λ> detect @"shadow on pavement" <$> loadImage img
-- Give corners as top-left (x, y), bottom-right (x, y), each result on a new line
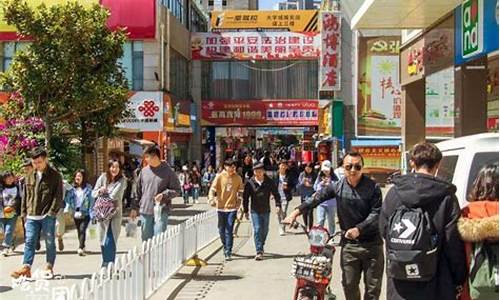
top-left (63, 274), bottom-right (93, 280)
top-left (0, 286), bottom-right (13, 293)
top-left (170, 209), bottom-right (206, 217)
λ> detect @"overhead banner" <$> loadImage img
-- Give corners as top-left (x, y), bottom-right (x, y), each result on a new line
top-left (319, 12), bottom-right (341, 91)
top-left (210, 10), bottom-right (319, 32)
top-left (0, 0), bottom-right (155, 40)
top-left (201, 100), bottom-right (318, 126)
top-left (118, 92), bottom-right (163, 131)
top-left (357, 36), bottom-right (402, 137)
top-left (191, 31), bottom-right (320, 60)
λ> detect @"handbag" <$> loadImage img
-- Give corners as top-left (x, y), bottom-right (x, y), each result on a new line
top-left (92, 191), bottom-right (117, 222)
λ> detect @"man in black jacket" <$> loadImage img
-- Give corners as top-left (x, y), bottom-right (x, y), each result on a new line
top-left (379, 142), bottom-right (466, 300)
top-left (243, 163), bottom-right (282, 261)
top-left (284, 152), bottom-right (383, 300)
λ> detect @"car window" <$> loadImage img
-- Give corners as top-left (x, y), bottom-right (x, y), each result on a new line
top-left (436, 155), bottom-right (459, 183)
top-left (466, 152), bottom-right (499, 200)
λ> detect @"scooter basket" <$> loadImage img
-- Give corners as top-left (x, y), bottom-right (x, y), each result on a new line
top-left (291, 255), bottom-right (332, 282)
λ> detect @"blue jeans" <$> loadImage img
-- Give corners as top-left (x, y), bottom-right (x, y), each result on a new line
top-left (217, 211), bottom-right (237, 256)
top-left (140, 212), bottom-right (169, 242)
top-left (316, 205), bottom-right (336, 235)
top-left (192, 187), bottom-right (200, 201)
top-left (277, 200), bottom-right (290, 232)
top-left (0, 217), bottom-right (17, 247)
top-left (101, 226), bottom-right (116, 267)
top-left (23, 216), bottom-right (56, 267)
top-left (250, 212), bottom-right (270, 254)
top-left (182, 188), bottom-right (191, 203)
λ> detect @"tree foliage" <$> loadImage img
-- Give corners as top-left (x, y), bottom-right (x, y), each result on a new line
top-left (0, 0), bottom-right (130, 163)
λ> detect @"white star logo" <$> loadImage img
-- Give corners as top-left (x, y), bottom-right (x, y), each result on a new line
top-left (393, 222), bottom-right (403, 234)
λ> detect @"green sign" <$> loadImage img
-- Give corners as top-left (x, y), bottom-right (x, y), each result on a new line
top-left (462, 0), bottom-right (484, 57)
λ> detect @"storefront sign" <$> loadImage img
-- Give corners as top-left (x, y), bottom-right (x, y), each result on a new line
top-left (0, 0), bottom-right (155, 40)
top-left (118, 92), bottom-right (163, 131)
top-left (424, 16), bottom-right (455, 75)
top-left (319, 12), bottom-right (341, 91)
top-left (462, 0), bottom-right (483, 58)
top-left (191, 31), bottom-right (320, 60)
top-left (455, 0), bottom-right (499, 64)
top-left (201, 100), bottom-right (318, 126)
top-left (400, 38), bottom-right (425, 85)
top-left (357, 36), bottom-right (402, 137)
top-left (210, 10), bottom-right (319, 32)
top-left (351, 145), bottom-right (401, 170)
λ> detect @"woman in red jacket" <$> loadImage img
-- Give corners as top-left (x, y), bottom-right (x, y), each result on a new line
top-left (458, 164), bottom-right (499, 300)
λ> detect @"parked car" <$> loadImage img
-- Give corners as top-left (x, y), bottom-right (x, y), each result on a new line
top-left (434, 133), bottom-right (499, 208)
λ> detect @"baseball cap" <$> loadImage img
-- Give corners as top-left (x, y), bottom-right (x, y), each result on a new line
top-left (252, 162), bottom-right (265, 170)
top-left (321, 160), bottom-right (332, 172)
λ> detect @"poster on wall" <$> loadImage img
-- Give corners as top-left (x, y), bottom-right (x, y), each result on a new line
top-left (201, 100), bottom-right (318, 126)
top-left (425, 67), bottom-right (455, 137)
top-left (319, 12), bottom-right (341, 91)
top-left (357, 36), bottom-right (402, 137)
top-left (118, 92), bottom-right (163, 131)
top-left (191, 31), bottom-right (320, 60)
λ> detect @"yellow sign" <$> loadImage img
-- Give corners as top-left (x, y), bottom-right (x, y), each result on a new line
top-left (0, 0), bottom-right (98, 32)
top-left (210, 10), bottom-right (319, 32)
top-left (177, 114), bottom-right (191, 127)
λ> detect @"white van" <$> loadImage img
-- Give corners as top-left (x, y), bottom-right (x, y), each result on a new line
top-left (435, 133), bottom-right (499, 208)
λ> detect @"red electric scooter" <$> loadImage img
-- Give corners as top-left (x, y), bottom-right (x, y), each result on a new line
top-left (290, 223), bottom-right (341, 300)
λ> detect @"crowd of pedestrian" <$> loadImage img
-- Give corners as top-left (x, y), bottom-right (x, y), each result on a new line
top-left (0, 141), bottom-right (497, 300)
top-left (1, 145), bottom-right (181, 279)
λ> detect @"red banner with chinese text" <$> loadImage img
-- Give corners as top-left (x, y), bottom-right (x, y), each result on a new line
top-left (191, 32), bottom-right (320, 60)
top-left (319, 12), bottom-right (341, 91)
top-left (201, 100), bottom-right (318, 126)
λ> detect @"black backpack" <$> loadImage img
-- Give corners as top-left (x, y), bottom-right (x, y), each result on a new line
top-left (386, 205), bottom-right (439, 281)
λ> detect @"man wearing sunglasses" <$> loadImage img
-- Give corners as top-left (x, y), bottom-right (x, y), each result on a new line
top-left (284, 151), bottom-right (383, 300)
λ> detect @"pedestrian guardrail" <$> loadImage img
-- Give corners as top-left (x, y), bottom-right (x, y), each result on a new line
top-left (64, 209), bottom-right (219, 300)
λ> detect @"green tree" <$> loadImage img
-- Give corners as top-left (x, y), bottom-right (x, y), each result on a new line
top-left (0, 0), bottom-right (129, 166)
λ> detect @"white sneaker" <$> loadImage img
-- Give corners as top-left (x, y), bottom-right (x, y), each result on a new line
top-left (1, 248), bottom-right (12, 257)
top-left (77, 248), bottom-right (85, 256)
top-left (279, 228), bottom-right (285, 236)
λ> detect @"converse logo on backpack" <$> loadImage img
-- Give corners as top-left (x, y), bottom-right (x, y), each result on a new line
top-left (391, 219), bottom-right (417, 244)
top-left (405, 264), bottom-right (420, 277)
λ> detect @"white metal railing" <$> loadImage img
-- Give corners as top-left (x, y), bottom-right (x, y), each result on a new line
top-left (64, 209), bottom-right (218, 300)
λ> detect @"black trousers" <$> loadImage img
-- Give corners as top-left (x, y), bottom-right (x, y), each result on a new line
top-left (300, 196), bottom-right (314, 230)
top-left (341, 242), bottom-right (384, 300)
top-left (74, 216), bottom-right (91, 249)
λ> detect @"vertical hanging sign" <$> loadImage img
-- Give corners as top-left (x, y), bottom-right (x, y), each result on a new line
top-left (319, 11), bottom-right (342, 91)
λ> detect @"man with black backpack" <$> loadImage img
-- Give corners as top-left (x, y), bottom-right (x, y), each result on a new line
top-left (379, 142), bottom-right (466, 300)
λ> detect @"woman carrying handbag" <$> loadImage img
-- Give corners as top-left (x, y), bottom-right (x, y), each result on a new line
top-left (92, 159), bottom-right (127, 268)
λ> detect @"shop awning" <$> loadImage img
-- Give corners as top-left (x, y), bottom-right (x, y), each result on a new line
top-left (347, 0), bottom-right (461, 29)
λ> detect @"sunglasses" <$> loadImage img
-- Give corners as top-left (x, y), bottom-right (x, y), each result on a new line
top-left (345, 164), bottom-right (362, 171)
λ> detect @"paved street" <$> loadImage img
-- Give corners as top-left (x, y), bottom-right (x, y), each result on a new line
top-left (0, 197), bottom-right (212, 299)
top-left (150, 196), bottom-right (387, 300)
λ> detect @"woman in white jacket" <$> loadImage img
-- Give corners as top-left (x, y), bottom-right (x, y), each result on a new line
top-left (92, 159), bottom-right (127, 268)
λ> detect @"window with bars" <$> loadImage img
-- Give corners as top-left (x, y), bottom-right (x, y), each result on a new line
top-left (119, 41), bottom-right (144, 91)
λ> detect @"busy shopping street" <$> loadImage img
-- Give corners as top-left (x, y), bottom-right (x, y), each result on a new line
top-left (0, 0), bottom-right (499, 300)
